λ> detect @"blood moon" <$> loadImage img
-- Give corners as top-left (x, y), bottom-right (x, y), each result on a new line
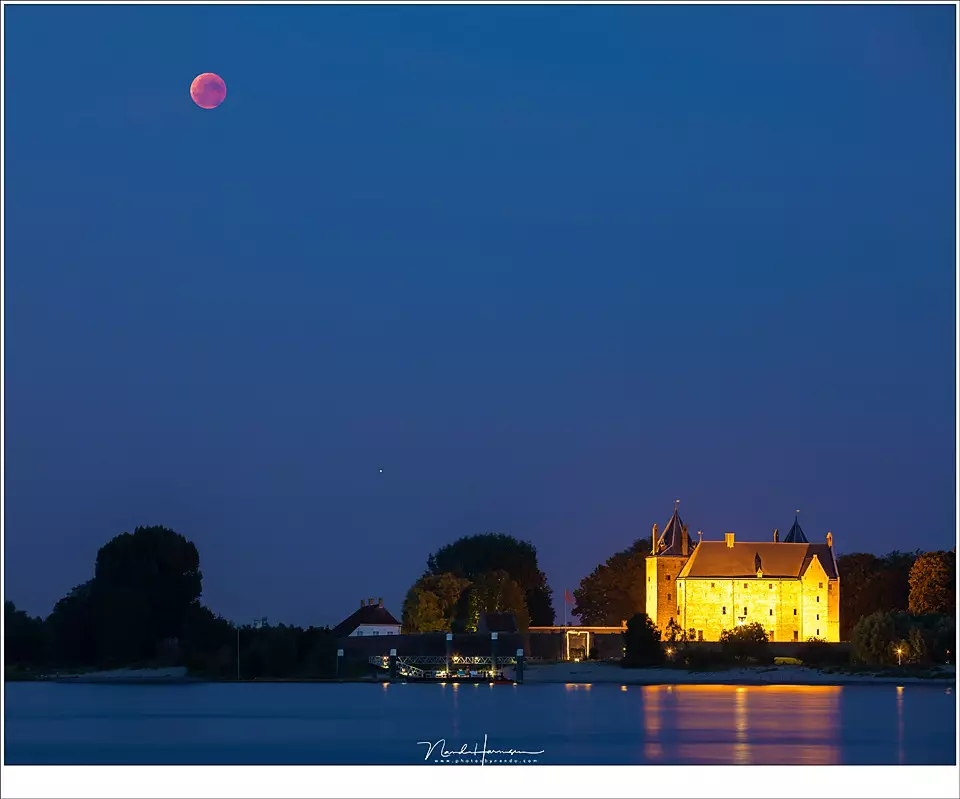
top-left (190, 73), bottom-right (226, 109)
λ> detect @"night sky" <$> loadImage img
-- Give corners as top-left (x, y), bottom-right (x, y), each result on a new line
top-left (4, 4), bottom-right (955, 628)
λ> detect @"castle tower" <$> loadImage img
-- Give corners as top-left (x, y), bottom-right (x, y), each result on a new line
top-left (645, 501), bottom-right (693, 639)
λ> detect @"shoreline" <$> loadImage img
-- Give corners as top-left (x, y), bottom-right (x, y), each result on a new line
top-left (521, 662), bottom-right (956, 687)
top-left (6, 663), bottom-right (955, 687)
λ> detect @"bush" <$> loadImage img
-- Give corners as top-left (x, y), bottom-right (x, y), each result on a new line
top-left (797, 638), bottom-right (848, 668)
top-left (719, 623), bottom-right (769, 663)
top-left (622, 613), bottom-right (663, 667)
top-left (684, 647), bottom-right (732, 671)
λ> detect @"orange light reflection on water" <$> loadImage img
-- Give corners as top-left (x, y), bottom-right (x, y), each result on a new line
top-left (662, 685), bottom-right (841, 765)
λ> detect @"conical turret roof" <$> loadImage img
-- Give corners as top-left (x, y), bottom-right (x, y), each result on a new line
top-left (783, 514), bottom-right (808, 544)
top-left (654, 504), bottom-right (687, 556)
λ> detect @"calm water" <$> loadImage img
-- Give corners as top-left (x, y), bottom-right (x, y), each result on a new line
top-left (4, 682), bottom-right (955, 765)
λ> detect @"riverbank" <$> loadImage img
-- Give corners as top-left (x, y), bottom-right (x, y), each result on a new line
top-left (522, 661), bottom-right (957, 686)
top-left (15, 667), bottom-right (199, 684)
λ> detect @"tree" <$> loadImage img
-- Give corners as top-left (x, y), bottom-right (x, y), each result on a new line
top-left (427, 533), bottom-right (555, 625)
top-left (45, 581), bottom-right (98, 667)
top-left (4, 601), bottom-right (46, 667)
top-left (837, 550), bottom-right (919, 640)
top-left (908, 551), bottom-right (956, 616)
top-left (402, 586), bottom-right (447, 633)
top-left (92, 525), bottom-right (203, 664)
top-left (573, 537), bottom-right (651, 626)
top-left (622, 612), bottom-right (662, 667)
top-left (401, 573), bottom-right (471, 633)
top-left (465, 569), bottom-right (531, 632)
top-left (851, 610), bottom-right (897, 665)
top-left (719, 623), bottom-right (769, 663)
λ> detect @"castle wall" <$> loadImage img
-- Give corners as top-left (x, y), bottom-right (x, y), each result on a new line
top-left (677, 577), bottom-right (804, 642)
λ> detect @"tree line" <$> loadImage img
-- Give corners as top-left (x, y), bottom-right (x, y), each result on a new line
top-left (4, 525), bottom-right (340, 679)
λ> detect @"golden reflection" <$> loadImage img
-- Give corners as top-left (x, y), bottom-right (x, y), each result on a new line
top-left (670, 685), bottom-right (841, 765)
top-left (642, 685), bottom-right (665, 761)
top-left (733, 683), bottom-right (749, 765)
top-left (621, 685), bottom-right (628, 692)
top-left (896, 685), bottom-right (905, 764)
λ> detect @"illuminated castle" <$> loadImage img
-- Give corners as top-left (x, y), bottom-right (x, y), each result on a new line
top-left (645, 504), bottom-right (840, 642)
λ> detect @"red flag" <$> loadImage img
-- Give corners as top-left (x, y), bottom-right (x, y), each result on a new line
top-left (564, 589), bottom-right (574, 604)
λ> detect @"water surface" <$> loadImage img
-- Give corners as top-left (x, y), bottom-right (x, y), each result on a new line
top-left (4, 682), bottom-right (955, 765)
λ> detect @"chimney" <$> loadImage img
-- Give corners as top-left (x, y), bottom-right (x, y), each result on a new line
top-left (378, 597), bottom-right (384, 608)
top-left (368, 597), bottom-right (375, 606)
top-left (773, 528), bottom-right (779, 543)
top-left (826, 531), bottom-right (833, 549)
top-left (725, 532), bottom-right (735, 548)
top-left (360, 599), bottom-right (365, 608)
top-left (681, 525), bottom-right (689, 557)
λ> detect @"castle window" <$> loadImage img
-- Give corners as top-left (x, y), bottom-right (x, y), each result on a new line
top-left (711, 583), bottom-right (715, 588)
top-left (697, 630), bottom-right (704, 642)
top-left (793, 631), bottom-right (799, 642)
top-left (743, 583), bottom-right (748, 589)
top-left (769, 609), bottom-right (773, 616)
top-left (667, 594), bottom-right (671, 601)
top-left (768, 631), bottom-right (775, 642)
top-left (816, 614), bottom-right (819, 620)
top-left (743, 607), bottom-right (748, 615)
top-left (816, 596), bottom-right (820, 603)
top-left (816, 629), bottom-right (820, 636)
top-left (828, 583), bottom-right (833, 592)
top-left (793, 609), bottom-right (797, 616)
top-left (722, 606), bottom-right (726, 615)
top-left (768, 584), bottom-right (773, 589)
top-left (648, 576), bottom-right (651, 582)
top-left (818, 582), bottom-right (823, 589)
top-left (356, 630), bottom-right (363, 636)
top-left (666, 575), bottom-right (671, 581)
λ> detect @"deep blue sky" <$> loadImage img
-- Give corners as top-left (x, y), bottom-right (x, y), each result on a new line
top-left (4, 4), bottom-right (955, 627)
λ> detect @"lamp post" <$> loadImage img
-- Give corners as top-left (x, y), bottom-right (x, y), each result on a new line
top-left (896, 647), bottom-right (903, 666)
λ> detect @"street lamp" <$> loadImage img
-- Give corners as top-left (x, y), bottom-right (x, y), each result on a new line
top-left (896, 647), bottom-right (903, 666)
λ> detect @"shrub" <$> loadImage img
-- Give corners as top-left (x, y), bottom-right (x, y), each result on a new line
top-left (719, 623), bottom-right (769, 663)
top-left (622, 613), bottom-right (663, 668)
top-left (797, 638), bottom-right (848, 668)
top-left (684, 647), bottom-right (732, 671)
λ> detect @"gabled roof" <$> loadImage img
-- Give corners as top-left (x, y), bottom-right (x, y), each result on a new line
top-left (653, 504), bottom-right (687, 557)
top-left (783, 515), bottom-right (808, 543)
top-left (333, 604), bottom-right (401, 637)
top-left (678, 540), bottom-right (837, 579)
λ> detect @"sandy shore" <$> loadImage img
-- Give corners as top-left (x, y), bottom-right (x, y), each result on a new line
top-left (521, 662), bottom-right (957, 686)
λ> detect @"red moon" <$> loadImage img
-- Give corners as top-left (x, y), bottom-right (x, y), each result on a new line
top-left (190, 73), bottom-right (226, 109)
